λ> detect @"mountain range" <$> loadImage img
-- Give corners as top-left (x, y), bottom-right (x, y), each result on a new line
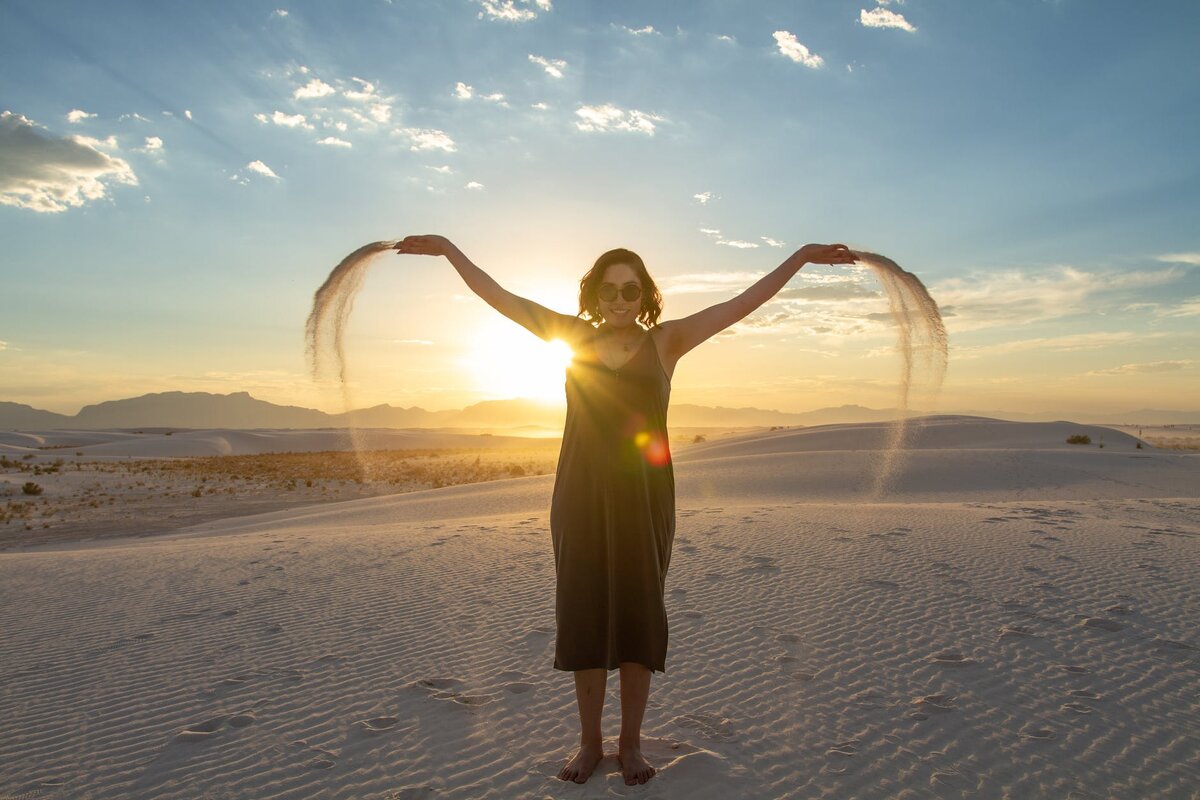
top-left (1, 391), bottom-right (1197, 431)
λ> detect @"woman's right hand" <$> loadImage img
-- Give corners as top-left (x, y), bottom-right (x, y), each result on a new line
top-left (393, 234), bottom-right (456, 257)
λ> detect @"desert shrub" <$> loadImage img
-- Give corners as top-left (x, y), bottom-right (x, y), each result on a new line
top-left (693, 434), bottom-right (706, 443)
top-left (1066, 434), bottom-right (1091, 445)
top-left (22, 482), bottom-right (43, 495)
top-left (507, 463), bottom-right (526, 477)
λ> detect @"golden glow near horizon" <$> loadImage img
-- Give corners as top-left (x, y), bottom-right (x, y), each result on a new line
top-left (457, 322), bottom-right (575, 404)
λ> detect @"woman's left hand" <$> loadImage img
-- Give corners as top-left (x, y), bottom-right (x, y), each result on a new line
top-left (792, 243), bottom-right (857, 266)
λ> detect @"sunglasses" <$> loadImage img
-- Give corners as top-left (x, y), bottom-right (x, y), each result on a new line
top-left (598, 282), bottom-right (643, 302)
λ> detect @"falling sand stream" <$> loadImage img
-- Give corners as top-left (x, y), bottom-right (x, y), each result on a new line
top-left (306, 242), bottom-right (949, 496)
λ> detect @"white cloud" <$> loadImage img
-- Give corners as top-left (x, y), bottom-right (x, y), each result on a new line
top-left (0, 111), bottom-right (138, 213)
top-left (531, 102), bottom-right (550, 111)
top-left (476, 0), bottom-right (548, 22)
top-left (396, 127), bottom-right (457, 152)
top-left (619, 25), bottom-right (658, 36)
top-left (465, 181), bottom-right (485, 190)
top-left (1087, 359), bottom-right (1194, 376)
top-left (245, 160), bottom-right (280, 179)
top-left (316, 136), bottom-right (351, 148)
top-left (184, 109), bottom-right (193, 120)
top-left (368, 103), bottom-right (392, 122)
top-left (699, 227), bottom-right (721, 236)
top-left (454, 82), bottom-right (506, 105)
top-left (575, 104), bottom-right (664, 135)
top-left (428, 165), bottom-right (452, 173)
top-left (719, 239), bottom-right (760, 249)
top-left (860, 7), bottom-right (917, 32)
top-left (274, 8), bottom-right (288, 17)
top-left (761, 236), bottom-right (785, 247)
top-left (716, 34), bottom-right (735, 43)
top-left (66, 109), bottom-right (96, 124)
top-left (528, 54), bottom-right (567, 78)
top-left (118, 112), bottom-right (152, 123)
top-left (257, 110), bottom-right (313, 129)
top-left (1156, 252), bottom-right (1200, 266)
top-left (344, 77), bottom-right (377, 102)
top-left (773, 31), bottom-right (824, 68)
top-left (693, 191), bottom-right (715, 205)
top-left (139, 136), bottom-right (163, 151)
top-left (294, 78), bottom-right (335, 99)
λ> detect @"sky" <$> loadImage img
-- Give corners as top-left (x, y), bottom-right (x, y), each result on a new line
top-left (2, 0), bottom-right (1199, 418)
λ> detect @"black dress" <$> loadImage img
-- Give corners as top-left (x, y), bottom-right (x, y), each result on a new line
top-left (550, 326), bottom-right (676, 674)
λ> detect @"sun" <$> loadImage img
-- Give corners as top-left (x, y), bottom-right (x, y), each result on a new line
top-left (459, 322), bottom-right (575, 403)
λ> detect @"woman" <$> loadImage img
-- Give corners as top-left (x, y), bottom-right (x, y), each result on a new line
top-left (393, 235), bottom-right (856, 786)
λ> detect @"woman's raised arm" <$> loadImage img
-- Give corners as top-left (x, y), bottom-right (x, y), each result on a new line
top-left (661, 243), bottom-right (857, 361)
top-left (395, 234), bottom-right (590, 346)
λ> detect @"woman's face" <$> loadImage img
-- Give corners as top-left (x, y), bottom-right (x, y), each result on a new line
top-left (598, 262), bottom-right (643, 329)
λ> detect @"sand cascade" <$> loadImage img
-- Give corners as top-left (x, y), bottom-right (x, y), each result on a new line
top-left (853, 251), bottom-right (949, 495)
top-left (306, 242), bottom-right (949, 496)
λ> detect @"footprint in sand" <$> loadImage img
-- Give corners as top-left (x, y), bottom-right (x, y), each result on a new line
top-left (825, 738), bottom-right (860, 758)
top-left (673, 712), bottom-right (738, 742)
top-left (1105, 604), bottom-right (1134, 615)
top-left (833, 536), bottom-right (854, 543)
top-left (947, 578), bottom-right (970, 587)
top-left (173, 715), bottom-right (231, 743)
top-left (930, 651), bottom-right (979, 667)
top-left (1019, 724), bottom-right (1056, 740)
top-left (679, 544), bottom-right (699, 554)
top-left (712, 543), bottom-right (737, 552)
top-left (355, 716), bottom-right (401, 735)
top-left (775, 633), bottom-right (802, 645)
top-left (704, 571), bottom-right (726, 581)
top-left (502, 682), bottom-right (535, 694)
top-left (1056, 664), bottom-right (1088, 674)
top-left (1068, 689), bottom-right (1101, 700)
top-left (911, 694), bottom-right (957, 717)
top-left (676, 610), bottom-right (705, 620)
top-left (1060, 702), bottom-right (1093, 715)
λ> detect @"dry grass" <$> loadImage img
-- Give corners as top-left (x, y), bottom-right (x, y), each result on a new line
top-left (0, 444), bottom-right (562, 550)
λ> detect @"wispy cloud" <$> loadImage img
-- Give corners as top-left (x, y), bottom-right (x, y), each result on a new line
top-left (693, 191), bottom-right (715, 205)
top-left (66, 109), bottom-right (96, 124)
top-left (859, 8), bottom-right (917, 32)
top-left (465, 181), bottom-right (485, 190)
top-left (1087, 359), bottom-right (1194, 376)
top-left (0, 111), bottom-right (137, 213)
top-left (316, 136), bottom-right (351, 148)
top-left (1156, 298), bottom-right (1200, 318)
top-left (773, 31), bottom-right (824, 68)
top-left (476, 0), bottom-right (550, 22)
top-left (137, 136), bottom-right (163, 153)
top-left (528, 54), bottom-right (567, 78)
top-left (575, 104), bottom-right (664, 135)
top-left (1156, 252), bottom-right (1200, 266)
top-left (617, 24), bottom-right (659, 36)
top-left (932, 265), bottom-right (1185, 331)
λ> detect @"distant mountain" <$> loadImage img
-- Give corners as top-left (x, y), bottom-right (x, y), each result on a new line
top-left (0, 402), bottom-right (72, 429)
top-left (3, 391), bottom-right (1198, 431)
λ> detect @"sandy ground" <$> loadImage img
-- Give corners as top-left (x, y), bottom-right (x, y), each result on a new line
top-left (0, 416), bottom-right (1197, 799)
top-left (0, 427), bottom-right (749, 551)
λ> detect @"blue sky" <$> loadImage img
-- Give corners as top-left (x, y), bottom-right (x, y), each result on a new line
top-left (2, 0), bottom-right (1198, 417)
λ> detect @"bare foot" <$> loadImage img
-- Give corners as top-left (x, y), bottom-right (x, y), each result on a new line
top-left (558, 743), bottom-right (604, 784)
top-left (618, 745), bottom-right (656, 785)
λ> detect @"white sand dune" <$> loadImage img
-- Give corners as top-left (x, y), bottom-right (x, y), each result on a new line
top-left (2, 417), bottom-right (1197, 799)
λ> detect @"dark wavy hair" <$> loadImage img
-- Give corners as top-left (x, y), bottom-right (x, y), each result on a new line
top-left (577, 248), bottom-right (664, 328)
